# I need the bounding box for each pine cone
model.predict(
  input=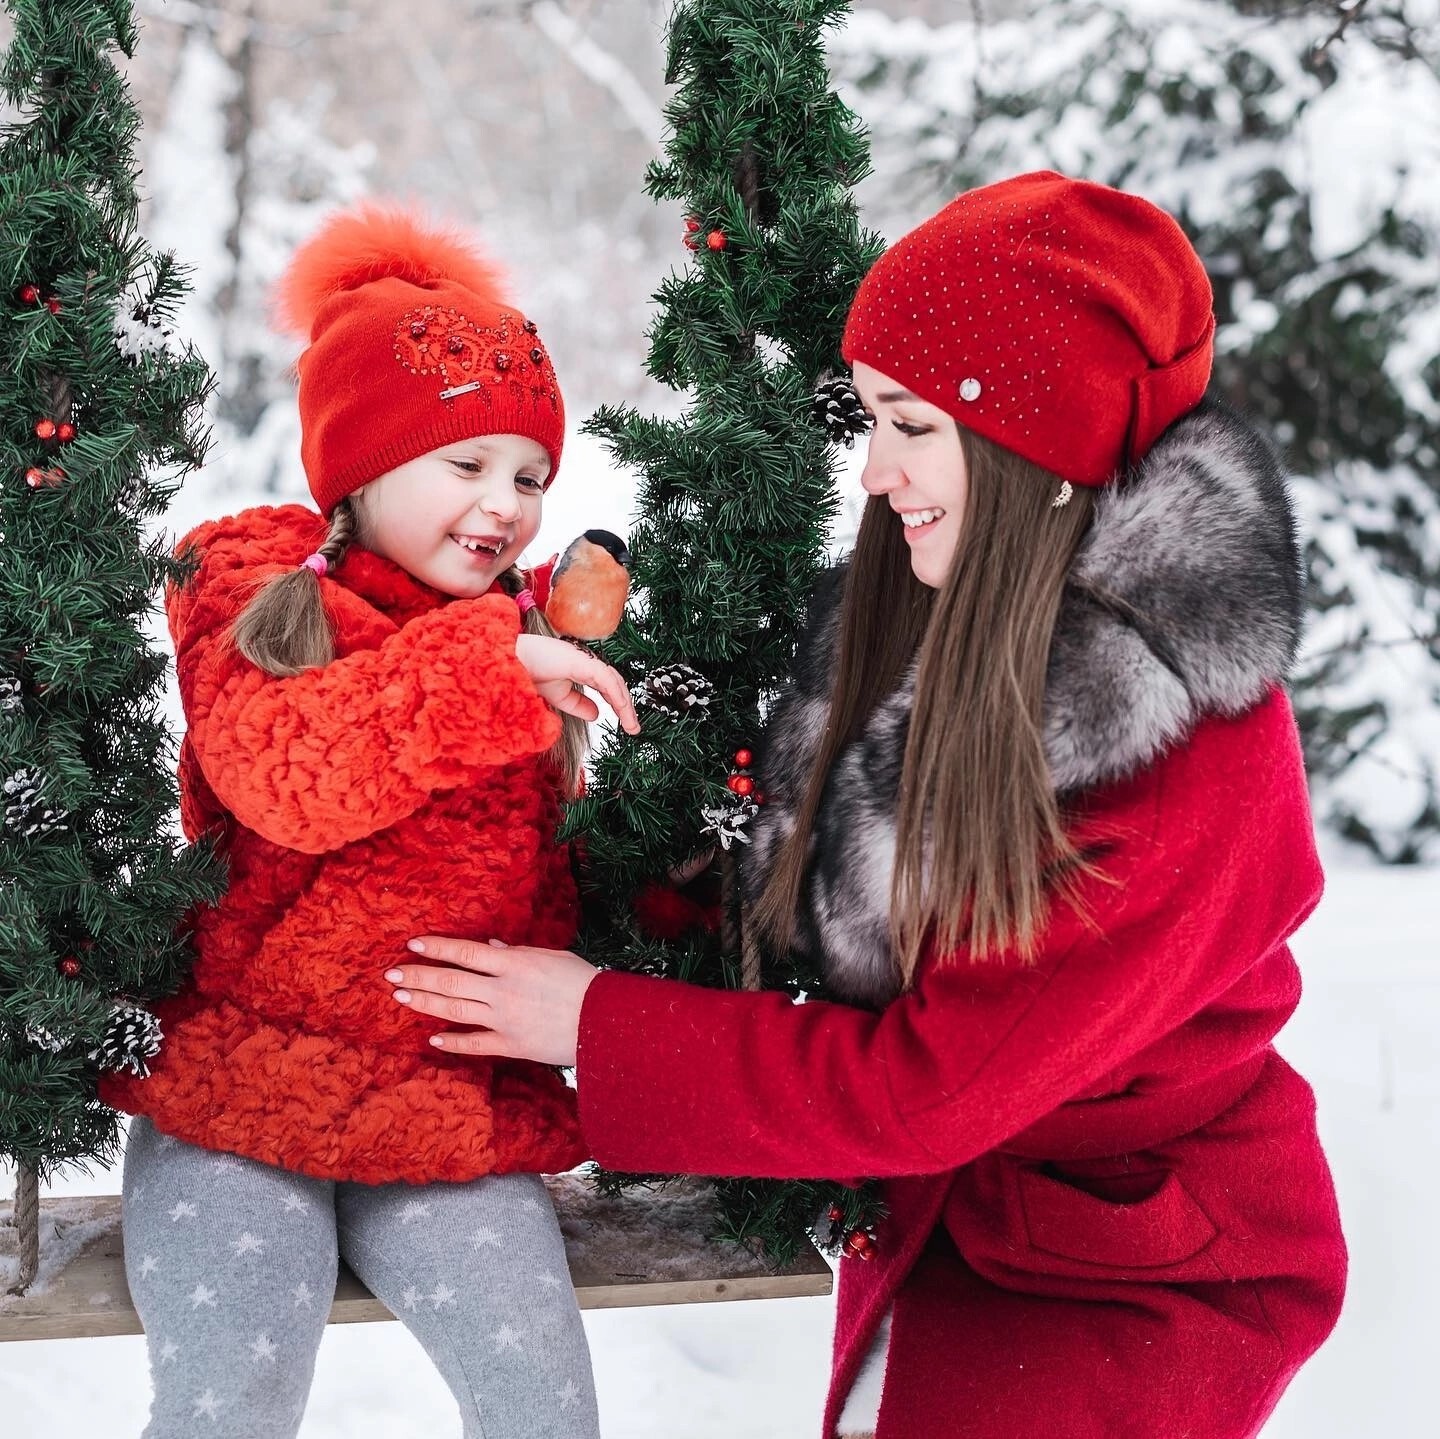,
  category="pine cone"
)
[91,1001,164,1078]
[3,766,68,837]
[25,1023,71,1055]
[635,663,714,720]
[700,793,759,850]
[0,676,22,713]
[811,373,872,447]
